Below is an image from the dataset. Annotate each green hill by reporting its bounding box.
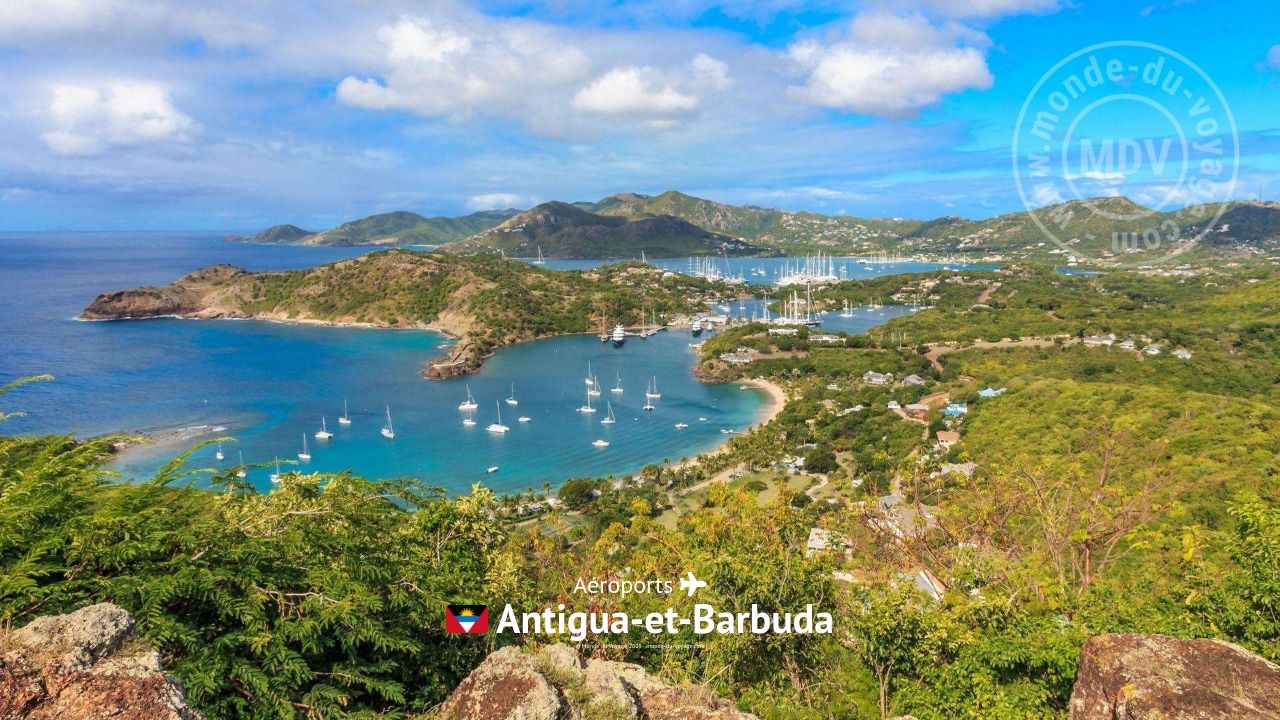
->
[443,201,762,258]
[237,209,517,247]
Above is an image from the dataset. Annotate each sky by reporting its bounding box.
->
[0,0,1276,231]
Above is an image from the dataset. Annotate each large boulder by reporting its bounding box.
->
[1069,633,1280,719]
[0,603,203,720]
[438,644,757,720]
[436,646,562,720]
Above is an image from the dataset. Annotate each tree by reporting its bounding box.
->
[846,582,938,719]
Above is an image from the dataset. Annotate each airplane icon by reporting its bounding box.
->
[678,571,707,597]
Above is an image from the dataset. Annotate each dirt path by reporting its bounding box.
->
[926,336,1073,372]
[976,282,1002,304]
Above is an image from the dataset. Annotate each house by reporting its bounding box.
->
[902,374,928,386]
[942,402,968,416]
[812,334,842,344]
[907,567,947,601]
[936,430,961,450]
[805,528,852,558]
[977,387,1006,398]
[862,370,894,385]
[768,327,798,336]
[1082,333,1116,346]
[934,461,977,479]
[720,349,755,364]
[1143,343,1162,355]
[1173,348,1193,359]
[1118,339,1137,350]
[868,494,940,540]
[886,400,901,410]
[904,403,929,418]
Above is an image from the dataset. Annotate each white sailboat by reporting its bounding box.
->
[458,385,478,411]
[601,402,616,424]
[646,376,661,399]
[235,451,247,479]
[487,401,509,433]
[338,399,352,425]
[269,457,282,484]
[462,409,476,426]
[381,406,395,439]
[585,362,595,386]
[588,374,601,397]
[577,387,596,413]
[592,439,610,447]
[533,246,546,265]
[315,417,333,440]
[506,383,519,406]
[612,372,623,393]
[215,440,224,461]
[298,433,311,461]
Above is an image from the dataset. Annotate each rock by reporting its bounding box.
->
[1069,633,1280,719]
[537,643,582,681]
[438,645,755,720]
[437,646,562,720]
[583,659,640,716]
[0,603,204,720]
[639,686,760,720]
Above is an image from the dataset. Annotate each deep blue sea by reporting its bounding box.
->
[0,233,926,495]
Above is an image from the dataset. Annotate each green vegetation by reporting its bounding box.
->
[444,201,761,258]
[240,209,517,247]
[16,258,1280,718]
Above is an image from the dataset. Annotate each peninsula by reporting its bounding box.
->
[80,250,727,378]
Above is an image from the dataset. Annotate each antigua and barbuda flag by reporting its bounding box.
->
[445,605,488,634]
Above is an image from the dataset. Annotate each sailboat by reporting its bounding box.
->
[585,362,595,385]
[269,457,282,484]
[588,374,601,397]
[646,376,661,399]
[215,440,224,461]
[298,433,311,461]
[462,409,476,426]
[612,372,623,393]
[487,401,509,433]
[592,439,610,447]
[640,250,648,265]
[601,402,616,424]
[840,299,854,318]
[506,383,519,406]
[235,451,247,479]
[458,385,478,411]
[315,417,333,440]
[339,399,352,425]
[381,406,395,439]
[577,387,596,413]
[533,246,546,265]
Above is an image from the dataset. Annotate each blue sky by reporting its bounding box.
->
[0,0,1276,231]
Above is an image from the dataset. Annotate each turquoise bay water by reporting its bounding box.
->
[0,233,916,494]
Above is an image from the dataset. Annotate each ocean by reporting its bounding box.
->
[0,233,918,494]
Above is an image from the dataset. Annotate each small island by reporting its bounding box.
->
[81,249,731,378]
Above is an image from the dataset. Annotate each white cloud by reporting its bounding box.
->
[467,192,529,210]
[337,15,592,122]
[40,82,196,156]
[571,54,730,125]
[786,13,993,118]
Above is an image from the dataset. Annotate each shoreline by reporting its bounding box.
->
[672,376,786,473]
